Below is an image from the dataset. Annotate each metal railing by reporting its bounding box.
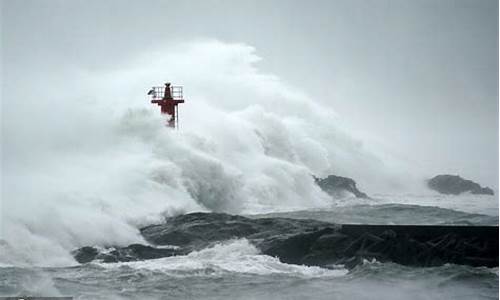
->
[149,86,183,100]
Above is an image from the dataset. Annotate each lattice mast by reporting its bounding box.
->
[149,82,185,129]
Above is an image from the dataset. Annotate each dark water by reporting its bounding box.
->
[1,203,498,300]
[249,203,498,225]
[1,261,497,300]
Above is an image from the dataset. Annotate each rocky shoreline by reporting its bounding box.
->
[314,175,368,198]
[73,212,498,269]
[427,174,494,195]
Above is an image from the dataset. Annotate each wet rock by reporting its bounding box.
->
[74,213,498,269]
[140,212,262,251]
[141,212,328,252]
[260,228,334,265]
[72,246,99,264]
[72,244,181,264]
[427,174,494,195]
[97,244,181,263]
[314,175,368,198]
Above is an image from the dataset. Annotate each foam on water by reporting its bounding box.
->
[251,203,498,226]
[372,193,499,217]
[98,239,347,278]
[0,41,384,266]
[1,40,496,267]
[1,255,496,300]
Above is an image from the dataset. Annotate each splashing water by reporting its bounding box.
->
[1,40,495,267]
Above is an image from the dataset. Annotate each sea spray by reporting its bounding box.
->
[98,239,348,277]
[2,40,427,266]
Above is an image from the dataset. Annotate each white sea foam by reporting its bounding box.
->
[1,40,484,267]
[372,193,499,216]
[98,239,347,278]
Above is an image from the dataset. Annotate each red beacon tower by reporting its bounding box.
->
[149,82,185,129]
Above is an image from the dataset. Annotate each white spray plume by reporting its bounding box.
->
[1,39,419,266]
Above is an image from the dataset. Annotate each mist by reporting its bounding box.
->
[3,0,497,188]
[1,0,498,268]
[1,39,423,266]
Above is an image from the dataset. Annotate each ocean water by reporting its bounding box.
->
[1,235,498,300]
[251,194,499,226]
[1,196,498,300]
[2,41,498,299]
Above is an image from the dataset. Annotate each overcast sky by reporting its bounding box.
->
[2,0,498,188]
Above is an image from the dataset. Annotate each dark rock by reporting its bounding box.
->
[140,212,263,251]
[141,212,328,252]
[72,246,99,264]
[261,228,334,265]
[73,213,498,269]
[97,244,181,263]
[72,244,181,264]
[427,174,494,195]
[472,187,495,195]
[314,175,368,198]
[273,223,498,269]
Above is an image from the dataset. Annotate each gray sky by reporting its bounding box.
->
[2,0,498,188]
